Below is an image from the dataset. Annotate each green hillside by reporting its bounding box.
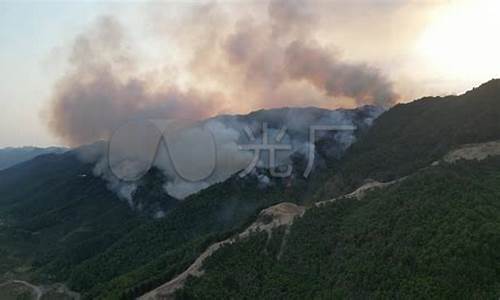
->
[179,157,500,299]
[174,80,500,299]
[68,170,314,299]
[317,79,500,198]
[0,153,141,282]
[0,152,178,289]
[0,106,357,299]
[2,80,500,299]
[0,152,316,299]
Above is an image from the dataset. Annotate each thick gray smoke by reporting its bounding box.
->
[48,17,220,147]
[180,0,400,110]
[46,0,396,205]
[47,0,399,147]
[285,41,399,106]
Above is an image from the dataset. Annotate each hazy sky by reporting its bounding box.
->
[1,0,500,148]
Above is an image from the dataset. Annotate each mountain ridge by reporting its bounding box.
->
[0,146,67,171]
[2,80,500,299]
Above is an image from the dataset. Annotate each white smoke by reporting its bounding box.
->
[73,105,383,206]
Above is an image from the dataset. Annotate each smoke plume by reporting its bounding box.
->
[45,0,397,205]
[47,17,220,146]
[285,40,399,106]
[47,0,399,147]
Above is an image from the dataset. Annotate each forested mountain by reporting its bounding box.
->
[316,79,500,199]
[2,80,500,299]
[0,151,178,285]
[0,106,373,299]
[0,146,67,170]
[164,79,500,299]
[178,157,500,299]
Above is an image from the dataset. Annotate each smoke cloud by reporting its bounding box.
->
[45,0,398,205]
[47,0,399,147]
[47,16,221,146]
[285,40,399,106]
[73,105,383,204]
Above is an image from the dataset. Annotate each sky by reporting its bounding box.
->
[1,0,500,148]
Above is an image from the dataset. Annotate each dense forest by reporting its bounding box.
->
[316,79,500,199]
[0,153,315,299]
[67,171,309,299]
[179,157,500,299]
[1,80,500,299]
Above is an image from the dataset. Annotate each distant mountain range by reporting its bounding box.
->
[1,80,500,299]
[0,146,67,170]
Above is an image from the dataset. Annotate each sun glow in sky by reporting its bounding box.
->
[0,0,499,147]
[416,0,500,88]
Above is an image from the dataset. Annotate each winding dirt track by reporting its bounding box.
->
[139,140,500,299]
[0,280,43,300]
[138,182,400,300]
[138,203,305,300]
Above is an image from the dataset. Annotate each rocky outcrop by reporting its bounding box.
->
[442,141,500,163]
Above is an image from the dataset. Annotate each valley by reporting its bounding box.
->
[0,280,79,300]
